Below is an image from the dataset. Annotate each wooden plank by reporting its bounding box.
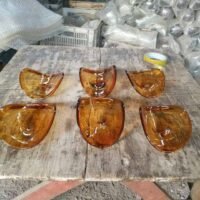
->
[0,46,200,182]
[85,47,200,181]
[0,46,101,180]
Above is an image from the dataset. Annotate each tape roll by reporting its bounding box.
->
[143,52,168,67]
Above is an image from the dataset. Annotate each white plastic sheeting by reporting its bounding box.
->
[0,0,63,50]
[103,24,157,48]
[97,0,200,81]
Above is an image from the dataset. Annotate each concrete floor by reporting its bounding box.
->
[54,182,142,200]
[0,179,41,200]
[0,180,191,200]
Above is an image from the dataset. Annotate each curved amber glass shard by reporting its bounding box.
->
[77,97,125,148]
[126,69,165,98]
[140,105,192,152]
[20,68,64,99]
[79,66,116,97]
[0,103,56,149]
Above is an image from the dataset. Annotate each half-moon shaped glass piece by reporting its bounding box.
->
[77,97,125,148]
[20,68,64,99]
[126,69,165,98]
[79,66,116,97]
[140,105,192,152]
[0,103,56,149]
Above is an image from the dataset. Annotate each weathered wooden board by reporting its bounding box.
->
[86,48,200,182]
[0,46,200,182]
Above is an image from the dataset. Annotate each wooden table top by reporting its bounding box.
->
[0,46,199,182]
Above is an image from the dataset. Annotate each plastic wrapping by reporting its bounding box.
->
[115,0,132,17]
[168,19,183,37]
[132,7,148,19]
[103,24,157,48]
[185,51,200,82]
[197,10,200,21]
[142,0,156,10]
[130,0,144,6]
[185,51,200,69]
[123,15,136,26]
[158,7,175,20]
[140,0,158,13]
[176,0,190,9]
[98,0,199,57]
[184,21,200,36]
[179,9,195,24]
[96,1,124,25]
[136,14,167,36]
[173,0,191,17]
[167,35,181,53]
[189,0,200,10]
[158,0,175,7]
[157,35,181,54]
[177,35,199,55]
[0,0,63,50]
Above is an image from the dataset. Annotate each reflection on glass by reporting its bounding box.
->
[79,66,116,97]
[77,97,124,148]
[20,68,64,99]
[140,105,192,152]
[0,103,56,149]
[126,69,165,98]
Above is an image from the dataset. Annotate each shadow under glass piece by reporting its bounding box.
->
[140,105,192,152]
[0,103,56,149]
[20,68,64,99]
[79,66,116,97]
[126,68,165,98]
[77,97,125,148]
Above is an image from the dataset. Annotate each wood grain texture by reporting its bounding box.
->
[0,46,199,182]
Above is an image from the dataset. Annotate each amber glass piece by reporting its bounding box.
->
[126,69,165,98]
[0,103,56,149]
[79,66,116,97]
[20,68,64,99]
[77,97,125,148]
[140,105,192,152]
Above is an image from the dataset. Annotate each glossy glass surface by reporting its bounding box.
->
[140,105,192,152]
[0,103,56,149]
[79,66,116,97]
[77,97,124,148]
[20,68,64,99]
[126,69,165,98]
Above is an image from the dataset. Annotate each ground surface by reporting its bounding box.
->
[0,180,192,200]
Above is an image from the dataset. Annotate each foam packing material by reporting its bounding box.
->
[0,0,63,50]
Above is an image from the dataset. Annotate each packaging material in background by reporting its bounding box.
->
[96,0,200,82]
[0,0,63,50]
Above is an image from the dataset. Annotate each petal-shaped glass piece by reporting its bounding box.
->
[0,103,56,149]
[126,69,165,98]
[140,105,192,152]
[79,66,116,97]
[77,97,125,148]
[20,68,64,99]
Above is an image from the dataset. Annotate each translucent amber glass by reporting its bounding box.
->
[77,98,124,148]
[126,69,165,98]
[20,68,64,99]
[140,105,192,152]
[0,104,56,149]
[79,66,116,97]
